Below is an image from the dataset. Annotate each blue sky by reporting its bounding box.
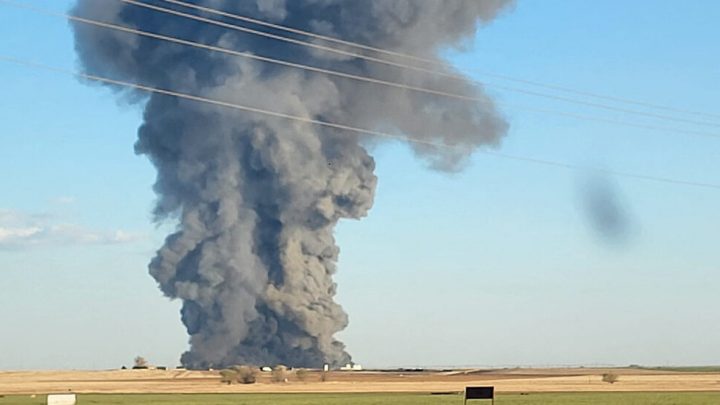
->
[0,0,718,369]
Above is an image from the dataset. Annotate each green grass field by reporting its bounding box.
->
[2,392,720,405]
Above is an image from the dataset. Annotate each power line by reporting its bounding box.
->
[119,0,720,129]
[158,0,720,122]
[2,54,718,191]
[6,0,718,140]
[162,0,433,66]
[0,3,509,106]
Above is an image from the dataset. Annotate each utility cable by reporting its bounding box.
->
[155,0,720,123]
[3,0,718,139]
[2,54,719,191]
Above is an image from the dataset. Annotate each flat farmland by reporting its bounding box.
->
[3,392,720,405]
[1,368,719,396]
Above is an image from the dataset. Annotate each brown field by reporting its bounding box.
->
[1,368,720,395]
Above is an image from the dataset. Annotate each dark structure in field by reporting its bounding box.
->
[71,0,511,368]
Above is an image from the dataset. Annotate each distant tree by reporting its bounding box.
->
[271,365,288,383]
[295,368,308,382]
[219,369,238,385]
[602,372,619,384]
[233,365,257,384]
[133,356,149,369]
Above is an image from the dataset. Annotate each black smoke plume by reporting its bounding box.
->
[71,0,512,368]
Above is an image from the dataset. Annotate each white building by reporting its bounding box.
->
[340,363,363,371]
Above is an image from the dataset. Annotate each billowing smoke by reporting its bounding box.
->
[71,0,511,368]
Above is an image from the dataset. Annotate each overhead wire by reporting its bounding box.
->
[161,0,720,121]
[118,0,720,129]
[156,0,720,123]
[4,0,718,140]
[2,54,719,192]
[2,1,718,189]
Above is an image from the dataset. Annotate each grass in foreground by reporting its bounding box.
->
[2,392,720,404]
